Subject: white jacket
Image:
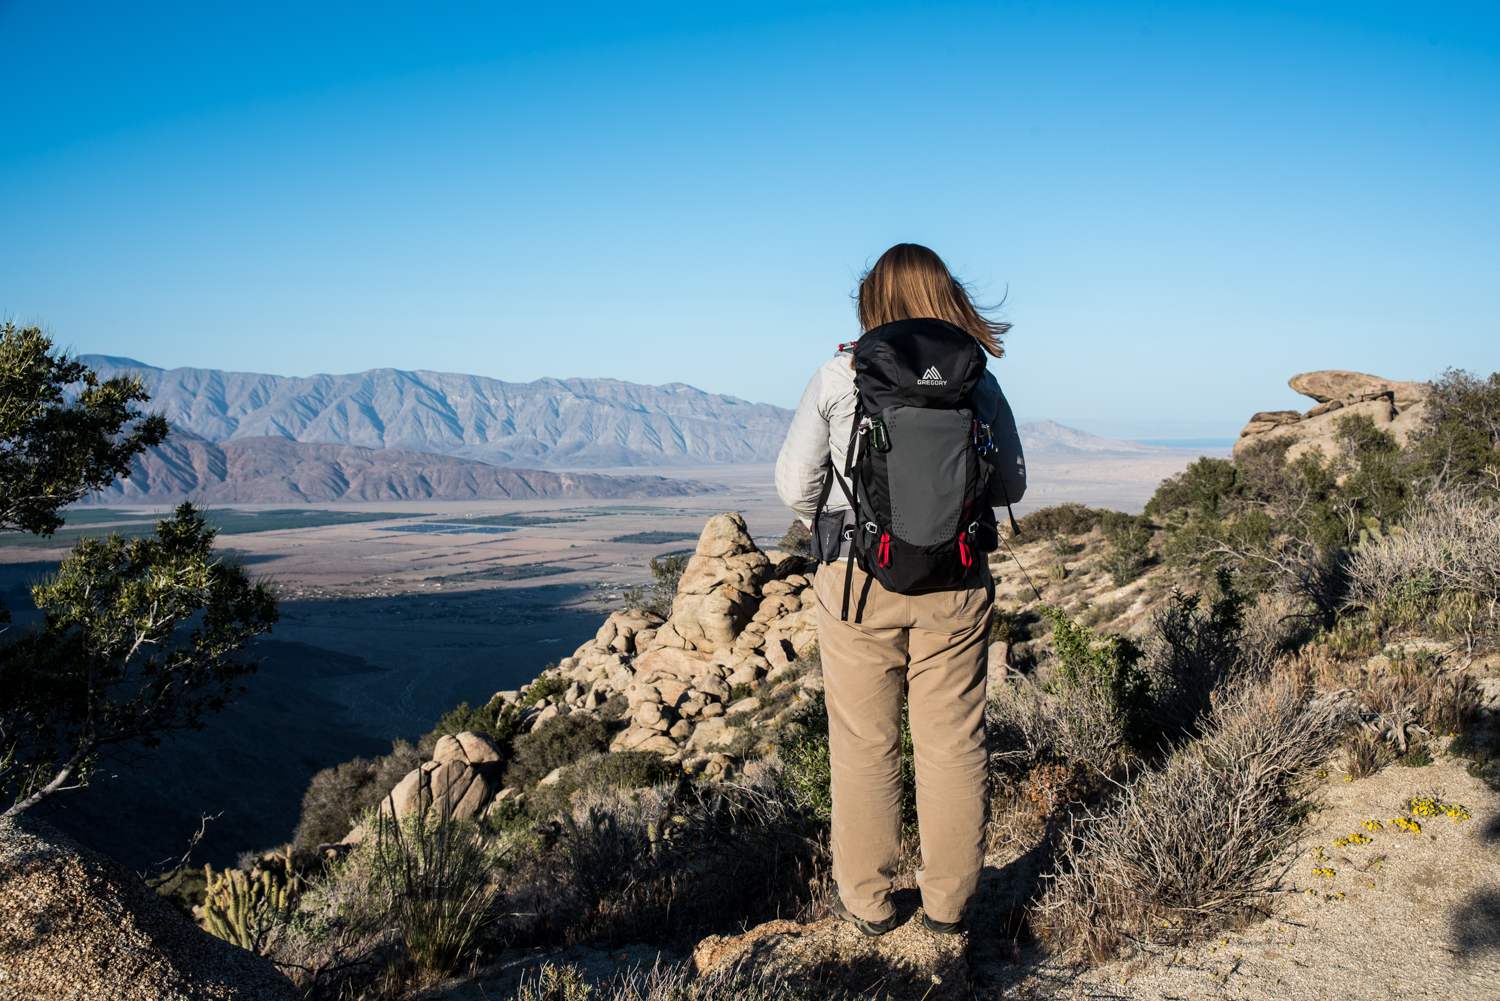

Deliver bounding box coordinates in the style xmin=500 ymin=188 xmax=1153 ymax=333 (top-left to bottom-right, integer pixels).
xmin=775 ymin=349 xmax=1027 ymax=522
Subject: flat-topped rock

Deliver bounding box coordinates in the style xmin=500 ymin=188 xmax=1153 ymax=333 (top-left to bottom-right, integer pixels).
xmin=1289 ymin=370 xmax=1430 ymax=407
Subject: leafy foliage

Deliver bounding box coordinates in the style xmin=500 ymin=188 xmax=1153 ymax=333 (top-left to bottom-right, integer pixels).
xmin=1039 ymin=605 xmax=1148 ymax=760
xmin=516 ymin=963 xmax=835 ymax=1001
xmin=1410 ymin=368 xmax=1500 ymax=489
xmin=777 ymin=689 xmax=916 ymax=830
xmin=519 ymin=672 xmax=567 ymax=708
xmin=436 ymin=694 xmax=526 ymax=746
xmin=1145 ymin=457 xmax=1240 ymax=518
xmin=777 ymin=691 xmax=833 ymax=822
xmin=624 ymin=553 xmax=689 ymax=619
xmin=0 ymin=503 xmax=279 ymax=816
xmin=1149 ymin=413 xmax=1423 ymax=614
xmin=505 ymin=712 xmax=609 ymax=789
xmin=1142 ymin=570 xmax=1249 ymax=746
xmin=1099 ymin=512 xmax=1153 ymax=586
xmin=293 ymin=740 xmax=422 ymax=850
xmin=1018 ymin=502 xmax=1102 ymax=539
xmin=0 ymin=323 xmax=169 ymax=546
xmin=524 ymin=750 xmax=679 ymax=820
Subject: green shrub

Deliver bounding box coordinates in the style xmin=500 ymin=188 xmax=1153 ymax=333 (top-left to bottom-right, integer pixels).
xmin=293 ymin=740 xmax=422 ymax=850
xmin=369 ymin=810 xmax=500 ymax=979
xmin=1397 ymin=746 xmax=1434 ymax=767
xmin=1099 ymin=511 xmax=1153 ymax=586
xmin=527 ymin=751 xmax=679 ymax=819
xmin=435 ymin=695 xmax=525 ymax=747
xmin=624 ymin=554 xmax=689 ymax=619
xmin=1146 ymin=457 xmax=1240 ymax=518
xmin=517 ymin=963 xmax=835 ymax=1001
xmin=776 ymin=690 xmax=915 ymax=830
xmin=1040 ymin=605 xmax=1149 ymax=759
xmin=505 ymin=713 xmax=609 ymax=789
xmin=531 ymin=772 xmax=826 ymax=950
xmin=777 ymin=692 xmax=832 ymax=823
xmin=520 ymin=672 xmax=567 ymax=708
xmin=1410 ymin=368 xmax=1500 ymax=489
xmin=1018 ymin=503 xmax=1102 ymax=539
xmin=1142 ymin=570 xmax=1249 ymax=747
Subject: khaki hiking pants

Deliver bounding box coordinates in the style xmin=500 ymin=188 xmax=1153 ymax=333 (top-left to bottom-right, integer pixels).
xmin=814 ymin=560 xmax=992 ymax=925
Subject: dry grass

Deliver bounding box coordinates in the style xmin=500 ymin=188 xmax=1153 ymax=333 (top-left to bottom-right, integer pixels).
xmin=1350 ymin=491 xmax=1500 ymax=609
xmin=516 ymin=962 xmax=839 ymax=1001
xmin=1032 ymin=677 xmax=1346 ymax=964
xmin=987 ymin=684 xmax=1124 ymax=779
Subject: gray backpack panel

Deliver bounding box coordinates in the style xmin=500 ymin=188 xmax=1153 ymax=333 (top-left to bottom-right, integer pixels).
xmin=883 ymin=405 xmax=973 ymax=546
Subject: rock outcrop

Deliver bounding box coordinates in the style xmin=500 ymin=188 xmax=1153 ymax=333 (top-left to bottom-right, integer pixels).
xmin=379 ymin=730 xmax=504 ymax=823
xmin=1234 ymin=369 xmax=1431 ymax=462
xmin=365 ymin=513 xmax=823 ymax=832
xmin=0 ymin=816 xmax=297 ymax=1000
xmin=570 ymin=514 xmax=821 ymax=759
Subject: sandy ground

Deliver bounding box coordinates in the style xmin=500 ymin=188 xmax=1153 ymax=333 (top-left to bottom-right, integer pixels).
xmin=1018 ymin=450 xmax=1230 ymax=515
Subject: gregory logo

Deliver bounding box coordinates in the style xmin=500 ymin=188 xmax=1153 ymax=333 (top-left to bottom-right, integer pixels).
xmin=917 ymin=366 xmax=946 ymax=386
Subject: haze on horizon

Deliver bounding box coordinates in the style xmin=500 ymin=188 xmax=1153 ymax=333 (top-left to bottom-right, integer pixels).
xmin=2 ymin=1 xmax=1497 ymax=441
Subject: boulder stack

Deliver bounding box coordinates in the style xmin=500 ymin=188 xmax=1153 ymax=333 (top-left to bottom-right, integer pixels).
xmin=379 ymin=730 xmax=504 ymax=823
xmin=369 ymin=512 xmax=823 ymax=829
xmin=1234 ymin=369 xmax=1431 ymax=461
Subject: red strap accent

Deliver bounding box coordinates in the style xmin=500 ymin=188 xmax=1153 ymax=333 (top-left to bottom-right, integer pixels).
xmin=879 ymin=532 xmax=891 ymax=567
xmin=958 ymin=534 xmax=972 ymax=567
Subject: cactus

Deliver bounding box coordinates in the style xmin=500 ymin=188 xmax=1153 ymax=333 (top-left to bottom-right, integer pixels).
xmin=200 ymin=863 xmax=293 ymax=954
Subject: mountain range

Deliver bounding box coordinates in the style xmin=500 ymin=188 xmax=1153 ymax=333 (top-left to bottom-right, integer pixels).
xmin=77 ymin=358 xmax=1192 ymax=505
xmin=1016 ymin=420 xmax=1184 ymax=456
xmin=82 ymin=357 xmax=792 ymax=469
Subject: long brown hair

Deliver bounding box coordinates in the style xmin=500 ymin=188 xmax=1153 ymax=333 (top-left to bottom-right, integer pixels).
xmin=856 ymin=243 xmax=1009 ymax=357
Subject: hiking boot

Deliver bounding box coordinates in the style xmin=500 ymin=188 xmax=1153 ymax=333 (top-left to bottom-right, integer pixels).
xmin=830 ymin=895 xmax=899 ymax=937
xmin=922 ymin=912 xmax=963 ymax=935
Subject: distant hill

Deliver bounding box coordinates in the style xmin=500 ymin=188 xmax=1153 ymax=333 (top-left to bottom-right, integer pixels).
xmin=87 ymin=432 xmax=712 ymax=504
xmin=82 ymin=357 xmax=793 ymax=469
xmin=1018 ymin=420 xmax=1182 ymax=456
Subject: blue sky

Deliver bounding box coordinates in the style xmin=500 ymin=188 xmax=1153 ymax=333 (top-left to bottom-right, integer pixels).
xmin=2 ymin=1 xmax=1496 ymax=438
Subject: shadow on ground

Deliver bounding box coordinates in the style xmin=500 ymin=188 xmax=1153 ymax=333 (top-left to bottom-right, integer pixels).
xmin=25 ymin=582 xmax=605 ymax=871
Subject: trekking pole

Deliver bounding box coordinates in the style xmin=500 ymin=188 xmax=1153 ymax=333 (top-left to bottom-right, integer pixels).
xmin=995 ymin=478 xmax=1043 ymax=603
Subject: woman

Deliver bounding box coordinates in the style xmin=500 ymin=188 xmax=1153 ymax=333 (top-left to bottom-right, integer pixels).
xmin=775 ymin=243 xmax=1026 ymax=935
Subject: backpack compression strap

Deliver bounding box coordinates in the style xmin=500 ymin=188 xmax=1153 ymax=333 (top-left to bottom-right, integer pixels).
xmin=804 ymin=396 xmax=870 ymax=622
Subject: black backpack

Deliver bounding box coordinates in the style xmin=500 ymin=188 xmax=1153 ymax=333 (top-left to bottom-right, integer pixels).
xmin=810 ymin=318 xmax=1002 ymax=619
